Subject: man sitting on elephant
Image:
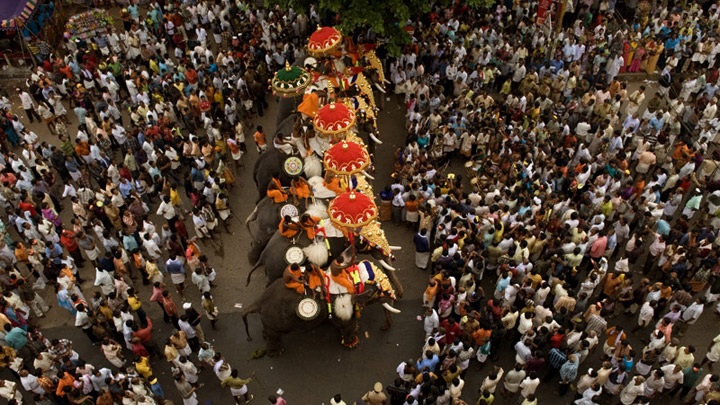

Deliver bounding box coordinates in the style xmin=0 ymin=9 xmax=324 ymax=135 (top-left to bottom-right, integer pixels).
xmin=267 ymin=173 xmax=288 ymax=203
xmin=283 ymin=263 xmax=324 ymax=298
xmin=329 ymin=258 xmax=357 ymax=294
xmin=324 ymin=172 xmax=345 ymax=195
xmin=279 ymin=216 xmax=301 ymax=239
xmin=273 ymin=133 xmax=293 ymax=154
xmin=290 ymin=177 xmax=311 ymax=206
xmin=298 ymin=213 xmax=321 ymax=239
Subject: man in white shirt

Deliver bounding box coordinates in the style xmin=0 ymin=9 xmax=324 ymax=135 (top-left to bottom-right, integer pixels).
xmin=17 ymin=88 xmax=40 ymax=123
xmin=156 ymin=195 xmax=177 ymax=230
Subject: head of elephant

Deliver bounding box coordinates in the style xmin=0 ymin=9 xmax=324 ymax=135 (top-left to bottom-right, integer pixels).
xmin=334 ymin=245 xmax=404 ymax=301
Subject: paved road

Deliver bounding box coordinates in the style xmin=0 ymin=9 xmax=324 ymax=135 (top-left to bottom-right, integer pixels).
xmin=3 ymin=83 xmax=718 ymax=404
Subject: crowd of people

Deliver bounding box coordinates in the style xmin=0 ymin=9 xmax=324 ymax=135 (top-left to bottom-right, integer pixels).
xmin=368 ymin=0 xmax=720 ymax=405
xmin=336 ymin=0 xmax=720 ymax=403
xmin=2 ymin=0 xmax=720 ymax=403
xmin=0 ymin=0 xmax=311 ymax=403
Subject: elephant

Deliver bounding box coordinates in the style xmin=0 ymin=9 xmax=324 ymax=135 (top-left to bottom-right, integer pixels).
xmin=244 ymin=197 xmax=326 ymax=254
xmin=252 ymin=114 xmax=299 ymax=200
xmin=241 ymin=247 xmax=401 ymax=356
xmin=246 ymin=229 xmax=403 ymax=300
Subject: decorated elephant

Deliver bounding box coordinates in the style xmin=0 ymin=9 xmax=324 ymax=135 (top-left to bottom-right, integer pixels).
xmin=246 ymin=227 xmax=402 ymax=295
xmin=244 ymin=197 xmax=328 ymax=254
xmin=241 ymin=247 xmax=401 ymax=356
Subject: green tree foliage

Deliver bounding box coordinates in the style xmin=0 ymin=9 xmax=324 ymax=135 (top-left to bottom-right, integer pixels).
xmin=267 ymin=0 xmax=494 ymax=55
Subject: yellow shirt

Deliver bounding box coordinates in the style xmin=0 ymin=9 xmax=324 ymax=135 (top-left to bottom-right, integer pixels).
xmin=127 ymin=295 xmax=142 ymax=311
xmin=135 ymin=357 xmax=152 ymax=378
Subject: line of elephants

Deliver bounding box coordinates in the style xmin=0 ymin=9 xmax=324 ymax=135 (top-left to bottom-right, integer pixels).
xmin=240 ymin=96 xmax=404 ymax=356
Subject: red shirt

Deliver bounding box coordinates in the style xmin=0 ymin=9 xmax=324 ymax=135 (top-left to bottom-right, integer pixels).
xmin=60 ymin=231 xmax=79 ymax=252
xmin=174 ymin=219 xmax=188 ymax=239
xmin=132 ymin=318 xmax=153 ymax=343
xmin=18 ymin=201 xmax=37 ymax=217
xmin=439 ymin=319 xmax=461 ymax=346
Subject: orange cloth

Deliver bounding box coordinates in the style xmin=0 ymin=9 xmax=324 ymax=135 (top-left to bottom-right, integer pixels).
xmin=330 ymin=269 xmax=355 ymax=294
xmin=56 ymin=372 xmax=76 ymax=397
xmin=297 ymin=92 xmax=319 ymax=118
xmin=279 ymin=217 xmax=300 ymax=238
xmin=267 ymin=189 xmax=288 ymax=203
xmin=283 ymin=266 xmax=323 ymax=294
xmin=306 ymin=266 xmax=324 ymax=291
xmin=292 ymin=181 xmax=311 ymax=199
xmin=300 ymin=216 xmax=321 ymax=239
xmin=325 ymin=178 xmax=344 ymax=195
xmin=254 ymin=131 xmax=266 ymax=146
xmin=267 ymin=178 xmax=288 ymax=203
xmin=405 ymin=200 xmax=419 ymax=213
xmin=284 ymin=266 xmax=305 ymax=294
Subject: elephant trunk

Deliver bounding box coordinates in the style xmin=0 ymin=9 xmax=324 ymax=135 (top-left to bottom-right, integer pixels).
xmin=385 ymin=266 xmax=404 ymax=299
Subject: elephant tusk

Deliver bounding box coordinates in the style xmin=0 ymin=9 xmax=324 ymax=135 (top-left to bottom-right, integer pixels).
xmin=379 ymin=260 xmax=395 ymax=271
xmin=373 ymin=83 xmax=387 ymax=94
xmin=368 ymin=132 xmax=383 ymax=145
xmin=389 ymin=245 xmax=402 ymax=251
xmin=382 ymin=302 xmax=401 ymax=314
xmin=361 ymin=170 xmax=375 ymax=180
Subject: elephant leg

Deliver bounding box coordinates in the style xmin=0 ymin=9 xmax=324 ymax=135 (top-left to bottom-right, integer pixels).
xmin=340 ymin=321 xmax=360 ymax=349
xmin=381 ymin=308 xmax=394 ymax=331
xmin=264 ymin=329 xmax=285 ymax=357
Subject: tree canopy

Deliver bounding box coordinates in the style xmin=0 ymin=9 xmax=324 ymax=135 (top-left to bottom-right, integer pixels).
xmin=266 ymin=0 xmax=494 ymax=56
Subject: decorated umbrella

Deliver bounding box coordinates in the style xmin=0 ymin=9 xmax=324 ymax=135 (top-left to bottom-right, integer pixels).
xmin=0 ymin=0 xmax=38 ymax=31
xmin=308 ymin=26 xmax=342 ymax=56
xmin=323 ymin=140 xmax=370 ymax=176
xmin=328 ymin=191 xmax=377 ymax=230
xmin=313 ymin=101 xmax=356 ymax=137
xmin=270 ymin=62 xmax=312 ymax=98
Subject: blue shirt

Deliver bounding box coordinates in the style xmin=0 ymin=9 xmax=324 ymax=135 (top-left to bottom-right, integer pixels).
xmin=165 ymin=258 xmax=185 ymax=274
xmin=5 ymin=327 xmax=27 ymax=350
xmin=99 ymin=256 xmax=115 ymax=272
xmin=548 ymin=348 xmax=568 ymax=369
xmin=416 ymin=355 xmax=439 ymax=372
xmin=649 ymin=116 xmax=665 ymax=131
xmin=550 ymin=59 xmax=564 ymax=74
xmin=119 ymin=181 xmax=134 ymax=199
xmin=123 ymin=235 xmax=139 ymax=252
xmin=45 ymin=243 xmax=63 ymax=264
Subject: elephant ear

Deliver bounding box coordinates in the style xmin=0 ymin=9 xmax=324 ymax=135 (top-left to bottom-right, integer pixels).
xmin=350 ymin=286 xmax=375 ymax=308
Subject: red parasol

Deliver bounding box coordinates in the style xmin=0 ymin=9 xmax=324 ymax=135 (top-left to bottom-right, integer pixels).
xmin=328 ymin=191 xmax=378 ymax=229
xmin=313 ymin=101 xmax=356 ymax=136
xmin=308 ymin=26 xmax=342 ymax=55
xmin=323 ymin=141 xmax=370 ymax=176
